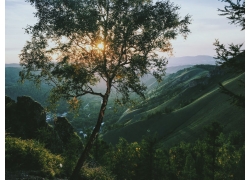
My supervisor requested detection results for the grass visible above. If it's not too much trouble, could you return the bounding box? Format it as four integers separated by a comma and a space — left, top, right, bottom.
102, 66, 244, 148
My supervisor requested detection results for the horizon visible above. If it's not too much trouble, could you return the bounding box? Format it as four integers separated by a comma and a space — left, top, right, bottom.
5, 55, 217, 69
5, 54, 216, 65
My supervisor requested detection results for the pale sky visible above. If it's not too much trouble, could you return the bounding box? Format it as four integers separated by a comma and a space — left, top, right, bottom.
5, 0, 245, 64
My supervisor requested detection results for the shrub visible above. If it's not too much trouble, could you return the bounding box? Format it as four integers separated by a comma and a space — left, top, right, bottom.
5, 136, 63, 178
80, 163, 115, 180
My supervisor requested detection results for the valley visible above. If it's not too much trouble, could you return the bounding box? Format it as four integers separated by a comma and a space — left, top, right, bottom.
5, 56, 244, 146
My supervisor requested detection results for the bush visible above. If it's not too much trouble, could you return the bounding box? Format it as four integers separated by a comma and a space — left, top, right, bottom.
5, 136, 64, 178
80, 163, 115, 180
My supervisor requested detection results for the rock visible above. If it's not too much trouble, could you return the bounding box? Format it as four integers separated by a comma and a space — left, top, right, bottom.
54, 117, 83, 154
15, 96, 46, 138
5, 96, 17, 135
17, 96, 46, 127
5, 96, 83, 154
54, 117, 74, 143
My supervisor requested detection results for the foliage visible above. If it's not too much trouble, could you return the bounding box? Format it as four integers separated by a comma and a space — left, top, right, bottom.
214, 0, 245, 109
214, 40, 244, 74
104, 138, 141, 179
80, 163, 115, 180
5, 111, 244, 179
5, 136, 63, 178
36, 126, 64, 154
218, 0, 245, 30
20, 0, 191, 106
60, 132, 84, 177
183, 153, 197, 179
218, 82, 244, 108
100, 123, 244, 180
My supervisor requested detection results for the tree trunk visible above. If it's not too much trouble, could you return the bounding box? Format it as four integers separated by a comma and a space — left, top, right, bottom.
70, 89, 110, 180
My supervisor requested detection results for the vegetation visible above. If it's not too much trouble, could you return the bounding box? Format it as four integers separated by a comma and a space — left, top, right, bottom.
19, 0, 191, 178
5, 0, 244, 179
5, 136, 64, 178
214, 0, 245, 108
5, 120, 244, 179
99, 123, 245, 180
102, 64, 244, 144
217, 0, 245, 30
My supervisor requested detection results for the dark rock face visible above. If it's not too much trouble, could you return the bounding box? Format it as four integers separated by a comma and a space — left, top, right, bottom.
6, 96, 47, 139
5, 96, 83, 154
17, 96, 46, 126
54, 117, 83, 154
6, 96, 46, 138
54, 117, 74, 144
5, 96, 18, 135
16, 96, 47, 138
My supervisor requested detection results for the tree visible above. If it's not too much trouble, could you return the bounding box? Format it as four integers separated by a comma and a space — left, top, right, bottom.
104, 138, 140, 179
139, 135, 159, 180
183, 153, 197, 180
217, 0, 245, 30
214, 0, 245, 109
204, 122, 223, 180
19, 0, 191, 178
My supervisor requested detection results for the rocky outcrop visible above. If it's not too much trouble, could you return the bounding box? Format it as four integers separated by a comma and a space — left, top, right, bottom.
54, 117, 74, 143
54, 117, 83, 153
5, 96, 17, 134
5, 96, 46, 138
17, 96, 47, 138
5, 96, 83, 154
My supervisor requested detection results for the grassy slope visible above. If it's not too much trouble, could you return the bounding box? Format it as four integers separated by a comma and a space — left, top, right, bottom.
103, 69, 244, 148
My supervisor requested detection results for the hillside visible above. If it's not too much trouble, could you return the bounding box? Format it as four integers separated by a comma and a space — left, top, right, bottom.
5, 63, 244, 148
102, 65, 245, 147
4, 64, 195, 133
5, 63, 245, 179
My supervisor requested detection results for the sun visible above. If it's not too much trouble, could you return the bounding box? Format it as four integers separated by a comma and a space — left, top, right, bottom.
97, 43, 104, 50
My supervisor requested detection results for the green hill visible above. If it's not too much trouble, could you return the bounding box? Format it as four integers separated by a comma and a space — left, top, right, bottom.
5, 65, 244, 147
102, 65, 244, 147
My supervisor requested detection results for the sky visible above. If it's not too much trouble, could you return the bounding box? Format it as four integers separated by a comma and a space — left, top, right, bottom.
5, 0, 245, 64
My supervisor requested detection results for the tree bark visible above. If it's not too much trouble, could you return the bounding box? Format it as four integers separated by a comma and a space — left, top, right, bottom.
70, 88, 110, 180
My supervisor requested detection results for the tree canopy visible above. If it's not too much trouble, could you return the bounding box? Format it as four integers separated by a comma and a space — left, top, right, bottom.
20, 0, 190, 105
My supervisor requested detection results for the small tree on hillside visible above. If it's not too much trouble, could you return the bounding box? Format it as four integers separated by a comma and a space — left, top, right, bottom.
214, 0, 245, 108
19, 0, 191, 178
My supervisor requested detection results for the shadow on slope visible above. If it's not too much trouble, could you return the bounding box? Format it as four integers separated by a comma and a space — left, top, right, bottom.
103, 73, 244, 147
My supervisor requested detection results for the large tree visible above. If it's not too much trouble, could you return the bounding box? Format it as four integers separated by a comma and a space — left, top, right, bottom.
19, 0, 191, 178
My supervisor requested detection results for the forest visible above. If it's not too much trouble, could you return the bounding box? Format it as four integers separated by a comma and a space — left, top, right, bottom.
5, 0, 245, 179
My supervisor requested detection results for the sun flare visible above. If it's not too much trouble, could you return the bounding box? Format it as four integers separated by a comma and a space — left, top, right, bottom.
97, 43, 104, 50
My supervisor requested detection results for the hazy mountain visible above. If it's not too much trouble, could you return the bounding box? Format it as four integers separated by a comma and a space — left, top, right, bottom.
5, 63, 21, 67
167, 55, 216, 67
5, 55, 216, 68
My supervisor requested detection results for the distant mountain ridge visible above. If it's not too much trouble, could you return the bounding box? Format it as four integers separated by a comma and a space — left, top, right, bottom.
5, 55, 216, 68
167, 55, 216, 67
5, 63, 21, 67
